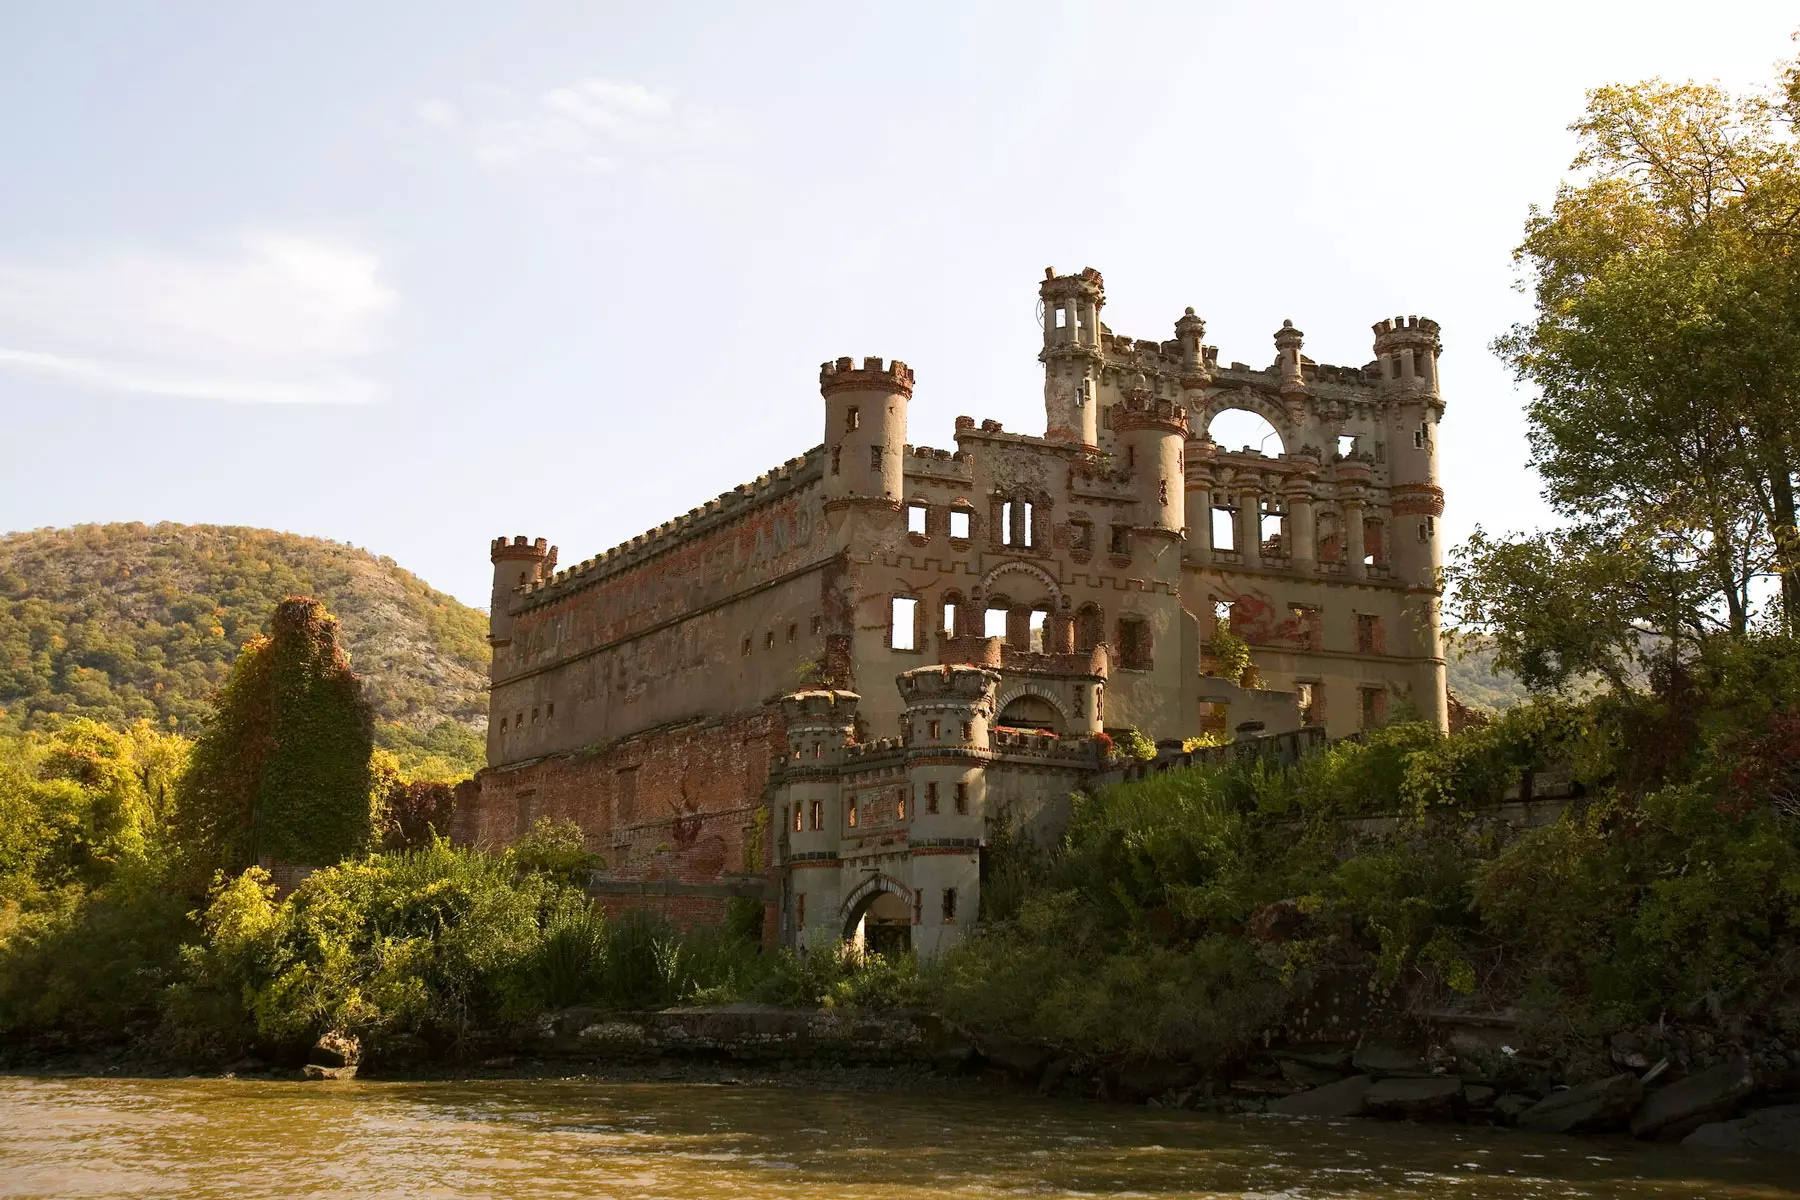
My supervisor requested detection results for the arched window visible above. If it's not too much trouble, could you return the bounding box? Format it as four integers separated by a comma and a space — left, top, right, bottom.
1207, 408, 1285, 456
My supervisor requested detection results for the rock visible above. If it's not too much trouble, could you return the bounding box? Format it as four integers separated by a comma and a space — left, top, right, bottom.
1279, 1058, 1344, 1089
1275, 1045, 1353, 1071
1116, 1059, 1199, 1102
1365, 1076, 1465, 1120
310, 1031, 360, 1069
1494, 1093, 1537, 1123
1684, 1105, 1800, 1154
301, 1064, 357, 1081
1631, 1057, 1758, 1139
1267, 1074, 1373, 1118
1353, 1040, 1428, 1078
1465, 1085, 1497, 1109
1640, 1057, 1671, 1086
1518, 1074, 1643, 1134
977, 1035, 1054, 1084
1610, 1031, 1653, 1070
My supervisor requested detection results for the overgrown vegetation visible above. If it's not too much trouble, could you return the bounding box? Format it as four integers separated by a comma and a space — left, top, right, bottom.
934, 639, 1800, 1067
0, 523, 489, 778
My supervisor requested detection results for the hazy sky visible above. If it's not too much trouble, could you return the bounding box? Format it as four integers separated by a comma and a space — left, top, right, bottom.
2, 2, 1795, 607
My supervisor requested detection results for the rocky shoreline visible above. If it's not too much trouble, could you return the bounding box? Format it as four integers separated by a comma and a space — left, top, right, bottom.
7, 1004, 1798, 1155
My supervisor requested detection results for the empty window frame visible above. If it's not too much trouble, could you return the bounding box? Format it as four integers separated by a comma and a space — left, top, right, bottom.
1211, 507, 1236, 550
1074, 603, 1104, 651
1355, 613, 1384, 655
1109, 525, 1131, 555
942, 887, 958, 923
1028, 609, 1048, 652
810, 799, 823, 830
954, 782, 968, 814
906, 503, 928, 535
1070, 519, 1094, 553
792, 804, 803, 833
845, 405, 860, 431
926, 782, 939, 813
870, 445, 883, 470
1001, 500, 1035, 547
948, 508, 971, 539
1359, 686, 1387, 730
1337, 434, 1357, 458
1118, 617, 1152, 670
890, 596, 920, 651
984, 604, 1009, 639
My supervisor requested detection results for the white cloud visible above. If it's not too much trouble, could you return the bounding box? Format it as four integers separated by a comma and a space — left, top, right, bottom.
0, 233, 395, 404
423, 78, 731, 172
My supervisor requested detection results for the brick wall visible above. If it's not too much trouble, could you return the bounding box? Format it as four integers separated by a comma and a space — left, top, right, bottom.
455, 706, 785, 929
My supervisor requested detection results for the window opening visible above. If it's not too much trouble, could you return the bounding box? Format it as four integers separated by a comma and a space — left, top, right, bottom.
942, 887, 958, 923
797, 894, 805, 926
942, 600, 957, 635
890, 596, 919, 650
1070, 520, 1093, 553
787, 623, 797, 642
949, 509, 971, 539
1109, 525, 1130, 555
1028, 609, 1047, 652
1355, 613, 1384, 655
1337, 434, 1356, 458
792, 805, 802, 832
1212, 508, 1236, 550
831, 447, 840, 475
846, 406, 859, 431
870, 445, 883, 470
810, 614, 822, 634
741, 636, 752, 657
1119, 618, 1151, 670
499, 717, 508, 732
765, 630, 775, 649
545, 702, 554, 718
847, 801, 857, 828
906, 504, 927, 535
985, 605, 1009, 639
928, 719, 940, 739
955, 782, 968, 813
961, 721, 971, 740
926, 782, 939, 813
1020, 501, 1034, 546
810, 799, 822, 830
1260, 509, 1284, 549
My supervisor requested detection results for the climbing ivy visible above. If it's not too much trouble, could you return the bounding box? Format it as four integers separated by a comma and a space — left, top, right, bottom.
173, 598, 375, 878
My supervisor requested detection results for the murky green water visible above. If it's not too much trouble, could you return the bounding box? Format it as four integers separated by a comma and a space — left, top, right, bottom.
1, 1075, 1797, 1198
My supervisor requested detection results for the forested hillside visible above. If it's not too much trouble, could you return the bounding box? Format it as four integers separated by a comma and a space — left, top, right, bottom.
0, 524, 489, 777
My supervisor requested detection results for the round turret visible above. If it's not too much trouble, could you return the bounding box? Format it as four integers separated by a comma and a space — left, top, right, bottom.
1112, 387, 1189, 537
820, 357, 913, 510
488, 535, 552, 651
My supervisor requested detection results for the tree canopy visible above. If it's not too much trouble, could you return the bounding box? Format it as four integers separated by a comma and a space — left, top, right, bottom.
1453, 55, 1800, 688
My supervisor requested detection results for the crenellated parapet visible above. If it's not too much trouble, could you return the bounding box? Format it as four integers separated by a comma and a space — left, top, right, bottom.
491, 535, 551, 563
819, 356, 914, 398
1111, 391, 1188, 437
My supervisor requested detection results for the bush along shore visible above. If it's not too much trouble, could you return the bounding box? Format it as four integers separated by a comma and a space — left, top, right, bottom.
5, 629, 1800, 1154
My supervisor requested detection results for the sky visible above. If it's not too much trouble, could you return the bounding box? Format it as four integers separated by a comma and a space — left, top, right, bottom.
1, 1, 1795, 608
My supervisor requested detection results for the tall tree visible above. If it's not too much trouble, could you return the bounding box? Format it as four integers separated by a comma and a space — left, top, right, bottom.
1455, 55, 1800, 682
173, 597, 375, 878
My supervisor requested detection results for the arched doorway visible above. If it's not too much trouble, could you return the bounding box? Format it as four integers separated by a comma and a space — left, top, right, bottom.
996, 693, 1063, 733
845, 887, 912, 957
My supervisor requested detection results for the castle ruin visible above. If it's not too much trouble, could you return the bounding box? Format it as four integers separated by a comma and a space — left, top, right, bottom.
456, 267, 1446, 957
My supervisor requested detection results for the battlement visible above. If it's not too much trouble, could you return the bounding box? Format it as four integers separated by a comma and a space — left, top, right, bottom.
491, 535, 550, 562
1112, 392, 1188, 435
819, 355, 915, 398
514, 449, 823, 611
780, 689, 860, 728
1372, 314, 1441, 349
898, 664, 998, 707
845, 737, 906, 762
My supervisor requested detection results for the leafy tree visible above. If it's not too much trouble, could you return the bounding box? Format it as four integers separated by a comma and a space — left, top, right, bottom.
173, 598, 377, 876
1460, 58, 1800, 669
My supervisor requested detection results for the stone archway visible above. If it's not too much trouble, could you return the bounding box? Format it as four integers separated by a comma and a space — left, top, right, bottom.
1198, 388, 1295, 454
994, 683, 1070, 733
841, 875, 914, 957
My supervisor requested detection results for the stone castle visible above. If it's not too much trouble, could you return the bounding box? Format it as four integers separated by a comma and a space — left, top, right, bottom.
454, 267, 1447, 957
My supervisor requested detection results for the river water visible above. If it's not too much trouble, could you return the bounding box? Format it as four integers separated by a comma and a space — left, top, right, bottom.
2, 1075, 1797, 1199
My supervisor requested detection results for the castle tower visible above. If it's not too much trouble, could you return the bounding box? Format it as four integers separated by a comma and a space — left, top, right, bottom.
488, 535, 553, 659
899, 664, 997, 958
777, 689, 860, 947
1113, 383, 1189, 539
1039, 267, 1105, 447
1373, 315, 1447, 731
820, 357, 912, 511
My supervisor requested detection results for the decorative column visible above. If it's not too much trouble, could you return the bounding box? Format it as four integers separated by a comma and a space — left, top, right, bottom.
1344, 496, 1368, 581
1184, 460, 1214, 566
1286, 481, 1316, 575
1238, 482, 1263, 570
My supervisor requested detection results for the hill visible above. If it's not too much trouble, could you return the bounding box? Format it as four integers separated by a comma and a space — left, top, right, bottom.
1445, 636, 1532, 711
0, 523, 490, 777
